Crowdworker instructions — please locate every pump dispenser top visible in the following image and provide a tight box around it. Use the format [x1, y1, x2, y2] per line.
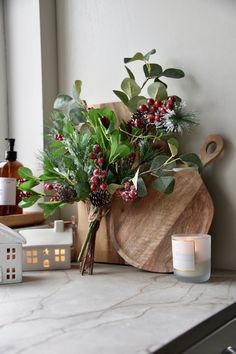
[5, 138, 17, 161]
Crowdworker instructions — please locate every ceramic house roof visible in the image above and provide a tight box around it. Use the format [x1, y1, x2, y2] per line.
[20, 228, 73, 247]
[0, 223, 26, 244]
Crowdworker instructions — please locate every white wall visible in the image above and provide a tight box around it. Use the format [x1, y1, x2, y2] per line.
[56, 0, 236, 270]
[0, 0, 8, 160]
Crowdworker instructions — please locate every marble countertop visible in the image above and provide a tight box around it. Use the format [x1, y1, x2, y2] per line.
[0, 264, 236, 354]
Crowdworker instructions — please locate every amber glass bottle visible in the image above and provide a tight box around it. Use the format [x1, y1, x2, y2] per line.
[0, 138, 23, 216]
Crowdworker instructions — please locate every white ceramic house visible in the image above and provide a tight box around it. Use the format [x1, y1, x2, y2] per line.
[19, 220, 73, 271]
[0, 223, 26, 284]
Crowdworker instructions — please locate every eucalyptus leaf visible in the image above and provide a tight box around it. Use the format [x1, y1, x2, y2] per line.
[113, 90, 129, 105]
[124, 52, 144, 64]
[167, 138, 179, 157]
[147, 82, 168, 100]
[72, 80, 82, 101]
[143, 63, 162, 78]
[53, 95, 73, 109]
[69, 108, 86, 124]
[125, 66, 135, 80]
[179, 153, 203, 173]
[150, 155, 169, 172]
[153, 176, 175, 194]
[137, 177, 147, 197]
[144, 49, 156, 61]
[162, 68, 185, 79]
[121, 78, 141, 99]
[154, 77, 168, 88]
[127, 96, 147, 113]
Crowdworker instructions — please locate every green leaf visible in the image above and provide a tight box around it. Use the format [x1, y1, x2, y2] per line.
[153, 176, 175, 194]
[19, 195, 41, 208]
[63, 121, 74, 136]
[113, 90, 129, 105]
[124, 52, 144, 64]
[18, 179, 38, 191]
[74, 182, 90, 200]
[121, 78, 141, 99]
[162, 68, 185, 79]
[18, 167, 34, 180]
[53, 95, 73, 109]
[107, 183, 122, 195]
[167, 138, 179, 157]
[125, 66, 135, 80]
[179, 153, 203, 173]
[72, 80, 82, 101]
[147, 82, 168, 100]
[137, 177, 147, 197]
[127, 96, 147, 113]
[144, 49, 156, 61]
[38, 201, 65, 219]
[39, 173, 60, 181]
[143, 63, 162, 78]
[150, 155, 169, 171]
[69, 108, 86, 124]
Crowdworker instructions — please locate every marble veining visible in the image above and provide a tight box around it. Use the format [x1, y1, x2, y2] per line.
[0, 264, 236, 354]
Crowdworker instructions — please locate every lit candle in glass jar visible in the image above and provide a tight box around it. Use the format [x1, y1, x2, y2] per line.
[171, 234, 211, 283]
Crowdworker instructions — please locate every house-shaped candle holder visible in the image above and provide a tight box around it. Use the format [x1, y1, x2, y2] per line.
[19, 220, 73, 271]
[0, 223, 26, 284]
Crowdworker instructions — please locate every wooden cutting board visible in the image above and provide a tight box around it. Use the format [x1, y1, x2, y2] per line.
[107, 134, 224, 273]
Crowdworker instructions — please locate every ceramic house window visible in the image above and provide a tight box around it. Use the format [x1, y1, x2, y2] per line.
[6, 247, 16, 260]
[26, 250, 38, 264]
[6, 267, 16, 280]
[54, 249, 66, 262]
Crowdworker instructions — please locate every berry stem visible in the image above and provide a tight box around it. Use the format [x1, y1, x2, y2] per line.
[77, 218, 100, 274]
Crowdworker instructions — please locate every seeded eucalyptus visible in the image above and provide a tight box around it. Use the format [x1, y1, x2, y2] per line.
[17, 49, 201, 275]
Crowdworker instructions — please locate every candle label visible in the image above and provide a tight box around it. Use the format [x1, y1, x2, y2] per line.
[172, 240, 195, 271]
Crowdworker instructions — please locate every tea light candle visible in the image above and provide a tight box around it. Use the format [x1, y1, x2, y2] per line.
[171, 234, 211, 283]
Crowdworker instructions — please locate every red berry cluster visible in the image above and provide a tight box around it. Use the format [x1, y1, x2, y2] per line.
[89, 144, 105, 166]
[90, 168, 107, 192]
[17, 179, 31, 200]
[44, 183, 56, 202]
[54, 134, 64, 141]
[118, 181, 137, 202]
[129, 96, 176, 129]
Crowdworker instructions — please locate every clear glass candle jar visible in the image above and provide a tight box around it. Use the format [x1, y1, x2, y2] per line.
[171, 234, 211, 283]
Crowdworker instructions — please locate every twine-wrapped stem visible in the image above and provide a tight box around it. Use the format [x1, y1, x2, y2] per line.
[77, 204, 108, 275]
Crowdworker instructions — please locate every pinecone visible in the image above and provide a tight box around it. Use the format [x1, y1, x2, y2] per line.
[89, 189, 110, 207]
[53, 183, 77, 202]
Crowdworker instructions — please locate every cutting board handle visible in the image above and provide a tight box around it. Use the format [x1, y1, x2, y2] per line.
[199, 134, 224, 167]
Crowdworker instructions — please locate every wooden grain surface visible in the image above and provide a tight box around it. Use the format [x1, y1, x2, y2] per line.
[107, 170, 214, 272]
[0, 211, 44, 228]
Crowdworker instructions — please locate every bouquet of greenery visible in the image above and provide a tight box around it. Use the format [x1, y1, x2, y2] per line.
[18, 49, 202, 274]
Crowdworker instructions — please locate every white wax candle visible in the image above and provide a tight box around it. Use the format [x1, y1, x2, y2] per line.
[171, 234, 211, 283]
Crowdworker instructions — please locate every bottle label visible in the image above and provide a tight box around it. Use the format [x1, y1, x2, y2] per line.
[172, 239, 195, 271]
[0, 178, 16, 205]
